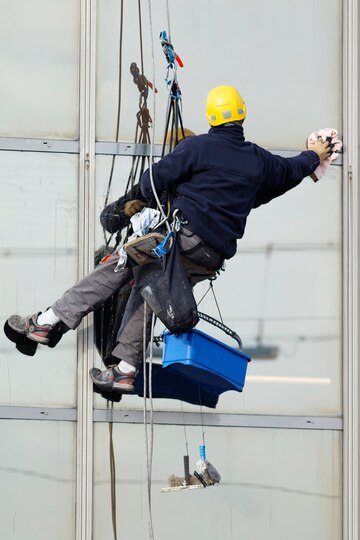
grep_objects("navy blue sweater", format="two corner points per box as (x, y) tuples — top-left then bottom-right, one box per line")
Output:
(140, 125), (320, 259)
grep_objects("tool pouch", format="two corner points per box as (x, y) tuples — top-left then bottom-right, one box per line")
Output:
(133, 234), (199, 334)
(124, 232), (166, 266)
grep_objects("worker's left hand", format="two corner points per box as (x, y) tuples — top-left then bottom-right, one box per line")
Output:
(123, 199), (146, 217)
(306, 136), (334, 162)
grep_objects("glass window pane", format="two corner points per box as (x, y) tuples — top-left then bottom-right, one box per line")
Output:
(0, 0), (80, 139)
(0, 420), (76, 540)
(0, 151), (78, 407)
(96, 0), (168, 142)
(96, 0), (340, 147)
(199, 165), (342, 416)
(95, 155), (134, 248)
(94, 160), (341, 416)
(93, 423), (341, 540)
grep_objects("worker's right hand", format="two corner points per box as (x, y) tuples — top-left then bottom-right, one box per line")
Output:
(307, 136), (334, 162)
(123, 199), (146, 217)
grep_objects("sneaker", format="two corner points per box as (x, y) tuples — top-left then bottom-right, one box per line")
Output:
(7, 312), (53, 345)
(89, 364), (136, 394)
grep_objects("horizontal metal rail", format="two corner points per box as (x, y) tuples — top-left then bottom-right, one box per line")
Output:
(0, 137), (343, 165)
(0, 406), (343, 430)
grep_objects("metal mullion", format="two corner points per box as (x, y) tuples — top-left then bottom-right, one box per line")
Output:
(76, 1), (96, 540)
(342, 2), (359, 540)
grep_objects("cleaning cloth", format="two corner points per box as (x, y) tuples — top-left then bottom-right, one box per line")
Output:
(307, 128), (342, 181)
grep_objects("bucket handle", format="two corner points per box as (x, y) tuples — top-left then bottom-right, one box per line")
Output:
(152, 312), (243, 350)
(198, 312), (243, 350)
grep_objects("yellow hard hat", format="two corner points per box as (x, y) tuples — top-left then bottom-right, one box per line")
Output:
(206, 86), (246, 126)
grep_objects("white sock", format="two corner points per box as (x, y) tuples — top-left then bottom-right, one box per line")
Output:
(37, 308), (61, 327)
(118, 360), (136, 373)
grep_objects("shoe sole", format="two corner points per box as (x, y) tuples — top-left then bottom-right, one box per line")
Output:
(3, 320), (38, 356)
(112, 381), (135, 394)
(89, 370), (134, 394)
(7, 318), (49, 345)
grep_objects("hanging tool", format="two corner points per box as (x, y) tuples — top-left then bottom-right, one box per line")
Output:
(161, 446), (221, 492)
(161, 454), (205, 492)
(194, 444), (221, 487)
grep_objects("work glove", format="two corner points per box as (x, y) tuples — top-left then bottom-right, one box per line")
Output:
(123, 199), (146, 217)
(307, 136), (334, 162)
(306, 128), (343, 182)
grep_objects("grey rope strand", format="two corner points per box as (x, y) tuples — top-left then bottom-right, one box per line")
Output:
(106, 1), (124, 530)
(103, 0), (124, 246)
(196, 284), (213, 307)
(108, 401), (118, 540)
(210, 281), (224, 323)
(138, 0), (145, 74)
(166, 0), (171, 40)
(147, 0), (171, 232)
(143, 301), (155, 540)
(104, 0), (124, 210)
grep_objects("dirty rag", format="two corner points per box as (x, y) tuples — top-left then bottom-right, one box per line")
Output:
(307, 128), (342, 181)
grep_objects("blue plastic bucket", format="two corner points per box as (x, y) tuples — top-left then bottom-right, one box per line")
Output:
(162, 329), (251, 394)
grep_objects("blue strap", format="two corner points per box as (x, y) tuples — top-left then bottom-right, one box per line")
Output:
(159, 31), (176, 66)
(152, 230), (174, 258)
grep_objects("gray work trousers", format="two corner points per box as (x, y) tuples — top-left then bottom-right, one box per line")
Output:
(52, 226), (224, 369)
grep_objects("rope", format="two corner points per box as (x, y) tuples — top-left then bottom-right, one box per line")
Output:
(103, 0), (150, 248)
(160, 69), (181, 157)
(103, 3), (125, 532)
(210, 281), (224, 323)
(165, 0), (171, 40)
(148, 312), (156, 479)
(104, 0), (124, 212)
(195, 284), (213, 307)
(146, 0), (171, 233)
(196, 281), (246, 347)
(107, 401), (118, 540)
(143, 301), (155, 540)
(138, 0), (145, 74)
(198, 387), (206, 448)
(104, 4), (148, 537)
(180, 401), (189, 456)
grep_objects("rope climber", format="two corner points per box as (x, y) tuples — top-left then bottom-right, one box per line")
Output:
(4, 85), (336, 395)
